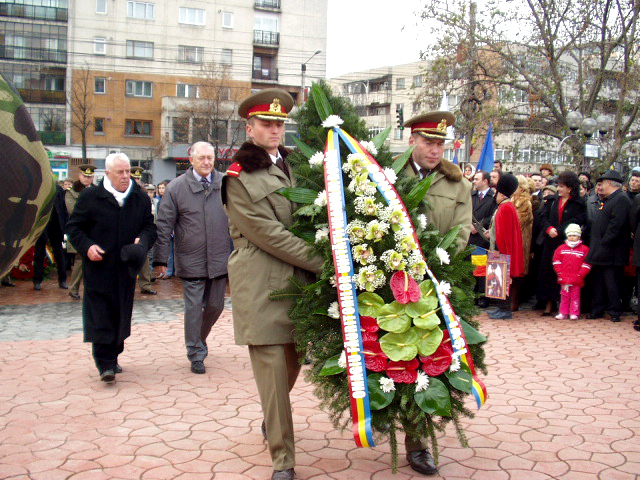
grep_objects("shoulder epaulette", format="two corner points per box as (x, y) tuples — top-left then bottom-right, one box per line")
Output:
(226, 162), (244, 177)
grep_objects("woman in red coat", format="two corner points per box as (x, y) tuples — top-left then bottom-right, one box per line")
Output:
(486, 173), (524, 319)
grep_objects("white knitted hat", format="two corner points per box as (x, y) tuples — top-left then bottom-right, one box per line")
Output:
(565, 223), (582, 237)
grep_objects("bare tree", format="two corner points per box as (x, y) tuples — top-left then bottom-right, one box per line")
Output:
(417, 0), (640, 171)
(68, 64), (92, 162)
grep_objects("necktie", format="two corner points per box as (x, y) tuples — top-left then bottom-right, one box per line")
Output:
(419, 168), (429, 179)
(479, 191), (484, 201)
(276, 158), (290, 178)
(200, 177), (210, 190)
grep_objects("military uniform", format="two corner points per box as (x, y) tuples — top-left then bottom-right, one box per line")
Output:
(222, 89), (322, 477)
(131, 166), (154, 294)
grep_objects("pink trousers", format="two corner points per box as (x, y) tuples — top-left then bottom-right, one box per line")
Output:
(559, 285), (581, 316)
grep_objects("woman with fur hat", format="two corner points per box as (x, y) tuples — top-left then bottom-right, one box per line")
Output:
(552, 224), (591, 320)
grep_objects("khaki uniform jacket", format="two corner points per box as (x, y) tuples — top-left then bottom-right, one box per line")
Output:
(64, 181), (89, 254)
(404, 158), (472, 251)
(222, 142), (323, 346)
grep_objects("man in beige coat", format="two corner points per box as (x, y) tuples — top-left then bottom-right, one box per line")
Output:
(404, 111), (472, 252)
(222, 89), (323, 480)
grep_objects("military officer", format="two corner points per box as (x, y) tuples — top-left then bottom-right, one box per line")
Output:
(404, 111), (472, 252)
(222, 89), (323, 480)
(130, 166), (156, 295)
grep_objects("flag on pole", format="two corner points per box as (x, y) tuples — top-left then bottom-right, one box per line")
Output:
(453, 149), (459, 165)
(476, 123), (495, 172)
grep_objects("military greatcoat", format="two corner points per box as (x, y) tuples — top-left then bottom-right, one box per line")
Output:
(222, 142), (323, 346)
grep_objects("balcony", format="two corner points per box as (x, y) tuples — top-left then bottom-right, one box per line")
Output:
(254, 30), (279, 47)
(39, 131), (66, 145)
(252, 68), (278, 82)
(0, 3), (68, 22)
(18, 89), (66, 104)
(254, 0), (281, 10)
(0, 46), (67, 64)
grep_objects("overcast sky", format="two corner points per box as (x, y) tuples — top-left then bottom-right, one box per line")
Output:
(326, 0), (427, 78)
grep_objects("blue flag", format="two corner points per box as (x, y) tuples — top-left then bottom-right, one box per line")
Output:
(453, 149), (459, 165)
(477, 123), (495, 172)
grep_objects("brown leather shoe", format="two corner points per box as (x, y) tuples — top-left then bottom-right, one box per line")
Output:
(407, 449), (438, 475)
(271, 469), (295, 480)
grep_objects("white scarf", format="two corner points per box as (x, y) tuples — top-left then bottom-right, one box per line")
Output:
(566, 240), (581, 248)
(103, 175), (132, 207)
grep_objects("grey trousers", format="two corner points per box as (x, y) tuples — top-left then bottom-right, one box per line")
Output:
(182, 276), (227, 362)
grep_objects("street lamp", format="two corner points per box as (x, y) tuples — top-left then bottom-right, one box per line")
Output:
(558, 111), (612, 170)
(301, 49), (321, 104)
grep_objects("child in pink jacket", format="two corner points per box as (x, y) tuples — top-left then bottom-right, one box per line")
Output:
(552, 223), (591, 320)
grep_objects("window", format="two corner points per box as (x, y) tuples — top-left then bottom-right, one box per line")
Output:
(178, 45), (203, 63)
(396, 77), (405, 90)
(179, 7), (205, 25)
(94, 118), (104, 134)
(394, 129), (404, 140)
(127, 1), (155, 20)
(125, 120), (152, 136)
(176, 83), (198, 98)
(255, 15), (278, 32)
(222, 11), (233, 28)
(44, 76), (64, 91)
(95, 77), (106, 94)
(94, 37), (106, 55)
(221, 49), (232, 66)
(172, 117), (189, 143)
(125, 80), (153, 97)
(96, 0), (107, 14)
(126, 40), (154, 59)
(413, 75), (423, 87)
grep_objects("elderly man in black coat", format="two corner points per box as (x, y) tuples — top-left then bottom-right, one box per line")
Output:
(586, 170), (630, 323)
(66, 153), (157, 383)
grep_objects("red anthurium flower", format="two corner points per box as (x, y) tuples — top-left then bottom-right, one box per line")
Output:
(363, 340), (388, 372)
(360, 315), (380, 332)
(362, 330), (378, 342)
(420, 342), (453, 376)
(386, 358), (420, 383)
(390, 271), (422, 304)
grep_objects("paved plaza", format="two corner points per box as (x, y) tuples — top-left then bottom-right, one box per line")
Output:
(1, 277), (639, 479)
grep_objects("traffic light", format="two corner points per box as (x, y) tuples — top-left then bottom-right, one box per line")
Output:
(396, 107), (404, 130)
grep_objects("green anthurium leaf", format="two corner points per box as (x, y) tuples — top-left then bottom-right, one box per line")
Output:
(319, 354), (346, 376)
(367, 372), (395, 410)
(380, 330), (419, 361)
(460, 318), (488, 344)
(414, 326), (444, 356)
(290, 135), (317, 159)
(358, 292), (385, 317)
(391, 146), (415, 175)
(445, 368), (473, 393)
(277, 187), (318, 205)
(405, 174), (434, 211)
(413, 311), (441, 330)
(437, 226), (462, 251)
(419, 280), (436, 298)
(377, 302), (412, 333)
(414, 377), (452, 416)
(294, 204), (322, 218)
(405, 296), (439, 318)
(311, 83), (334, 120)
(371, 126), (392, 151)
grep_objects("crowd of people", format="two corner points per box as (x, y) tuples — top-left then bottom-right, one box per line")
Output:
(465, 159), (640, 331)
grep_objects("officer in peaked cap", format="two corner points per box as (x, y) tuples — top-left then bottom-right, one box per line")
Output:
(78, 164), (95, 178)
(223, 88), (322, 480)
(402, 110), (472, 255)
(130, 166), (144, 185)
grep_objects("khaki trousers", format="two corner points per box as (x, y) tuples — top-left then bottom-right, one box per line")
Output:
(69, 253), (83, 294)
(248, 343), (301, 470)
(138, 255), (152, 291)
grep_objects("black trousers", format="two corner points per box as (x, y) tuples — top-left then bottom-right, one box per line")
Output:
(33, 221), (67, 284)
(591, 266), (623, 317)
(92, 342), (124, 373)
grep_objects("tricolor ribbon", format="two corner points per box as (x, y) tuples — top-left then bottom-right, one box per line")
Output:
(335, 128), (488, 409)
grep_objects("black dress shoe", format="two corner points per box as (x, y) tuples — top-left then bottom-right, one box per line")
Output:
(141, 289), (157, 295)
(34, 282), (42, 291)
(271, 468), (295, 480)
(610, 316), (621, 323)
(261, 420), (268, 440)
(407, 449), (438, 475)
(1, 279), (16, 287)
(191, 360), (205, 374)
(100, 369), (116, 384)
(477, 297), (489, 308)
(59, 281), (69, 289)
(115, 364), (123, 374)
(634, 320), (640, 331)
(69, 292), (81, 300)
(586, 313), (604, 319)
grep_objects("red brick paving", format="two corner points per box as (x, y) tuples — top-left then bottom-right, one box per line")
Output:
(1, 278), (640, 479)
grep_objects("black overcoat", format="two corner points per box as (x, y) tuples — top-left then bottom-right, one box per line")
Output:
(587, 189), (630, 266)
(536, 196), (588, 303)
(630, 194), (640, 267)
(66, 180), (156, 344)
(469, 189), (497, 249)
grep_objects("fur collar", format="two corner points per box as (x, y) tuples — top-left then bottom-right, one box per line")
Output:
(233, 142), (290, 173)
(72, 180), (87, 192)
(438, 159), (464, 182)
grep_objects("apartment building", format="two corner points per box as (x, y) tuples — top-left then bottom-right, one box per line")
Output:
(0, 0), (327, 181)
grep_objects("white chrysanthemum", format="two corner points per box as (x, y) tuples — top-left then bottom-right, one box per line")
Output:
(329, 275), (337, 287)
(438, 281), (452, 296)
(379, 376), (396, 393)
(328, 301), (340, 319)
(322, 115), (344, 128)
(338, 350), (347, 369)
(449, 357), (461, 373)
(417, 214), (427, 230)
(383, 167), (397, 184)
(315, 226), (329, 243)
(314, 190), (327, 207)
(415, 371), (430, 392)
(360, 141), (378, 156)
(309, 151), (324, 167)
(436, 247), (450, 265)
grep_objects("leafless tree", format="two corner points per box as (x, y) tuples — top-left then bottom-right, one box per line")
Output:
(68, 64), (92, 161)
